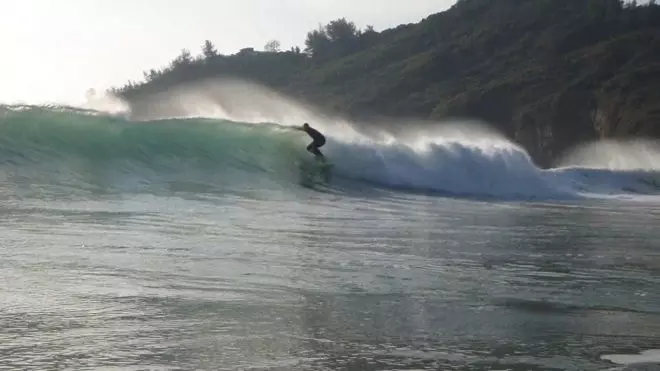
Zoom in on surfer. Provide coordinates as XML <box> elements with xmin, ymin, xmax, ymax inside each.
<box><xmin>296</xmin><ymin>123</ymin><xmax>326</xmax><ymax>162</ymax></box>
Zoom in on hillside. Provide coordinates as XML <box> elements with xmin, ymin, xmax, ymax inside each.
<box><xmin>116</xmin><ymin>0</ymin><xmax>660</xmax><ymax>167</ymax></box>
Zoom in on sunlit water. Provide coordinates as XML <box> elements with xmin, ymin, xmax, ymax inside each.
<box><xmin>2</xmin><ymin>185</ymin><xmax>659</xmax><ymax>371</ymax></box>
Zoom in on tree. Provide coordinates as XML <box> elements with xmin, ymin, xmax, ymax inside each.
<box><xmin>85</xmin><ymin>88</ymin><xmax>96</xmax><ymax>100</ymax></box>
<box><xmin>360</xmin><ymin>25</ymin><xmax>379</xmax><ymax>47</ymax></box>
<box><xmin>202</xmin><ymin>40</ymin><xmax>217</xmax><ymax>59</ymax></box>
<box><xmin>326</xmin><ymin>18</ymin><xmax>361</xmax><ymax>57</ymax></box>
<box><xmin>171</xmin><ymin>49</ymin><xmax>193</xmax><ymax>68</ymax></box>
<box><xmin>264</xmin><ymin>39</ymin><xmax>281</xmax><ymax>52</ymax></box>
<box><xmin>325</xmin><ymin>18</ymin><xmax>359</xmax><ymax>42</ymax></box>
<box><xmin>141</xmin><ymin>68</ymin><xmax>160</xmax><ymax>82</ymax></box>
<box><xmin>304</xmin><ymin>26</ymin><xmax>331</xmax><ymax>58</ymax></box>
<box><xmin>304</xmin><ymin>19</ymin><xmax>363</xmax><ymax>60</ymax></box>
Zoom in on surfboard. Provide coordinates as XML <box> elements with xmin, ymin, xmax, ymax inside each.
<box><xmin>299</xmin><ymin>159</ymin><xmax>333</xmax><ymax>186</ymax></box>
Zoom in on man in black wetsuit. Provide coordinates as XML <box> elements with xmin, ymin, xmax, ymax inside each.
<box><xmin>296</xmin><ymin>123</ymin><xmax>326</xmax><ymax>162</ymax></box>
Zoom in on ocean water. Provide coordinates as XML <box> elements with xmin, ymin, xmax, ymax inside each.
<box><xmin>1</xmin><ymin>106</ymin><xmax>660</xmax><ymax>371</ymax></box>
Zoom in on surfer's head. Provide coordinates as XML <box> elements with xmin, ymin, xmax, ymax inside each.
<box><xmin>303</xmin><ymin>123</ymin><xmax>309</xmax><ymax>130</ymax></box>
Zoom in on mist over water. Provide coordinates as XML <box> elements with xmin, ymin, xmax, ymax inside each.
<box><xmin>558</xmin><ymin>138</ymin><xmax>660</xmax><ymax>171</ymax></box>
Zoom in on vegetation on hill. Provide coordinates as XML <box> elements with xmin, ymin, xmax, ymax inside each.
<box><xmin>116</xmin><ymin>0</ymin><xmax>660</xmax><ymax>167</ymax></box>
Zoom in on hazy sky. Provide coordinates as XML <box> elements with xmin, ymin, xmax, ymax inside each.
<box><xmin>1</xmin><ymin>0</ymin><xmax>454</xmax><ymax>105</ymax></box>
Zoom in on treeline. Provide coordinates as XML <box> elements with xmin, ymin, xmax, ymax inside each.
<box><xmin>113</xmin><ymin>18</ymin><xmax>379</xmax><ymax>97</ymax></box>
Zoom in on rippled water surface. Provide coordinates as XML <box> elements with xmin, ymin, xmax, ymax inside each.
<box><xmin>2</xmin><ymin>190</ymin><xmax>660</xmax><ymax>370</ymax></box>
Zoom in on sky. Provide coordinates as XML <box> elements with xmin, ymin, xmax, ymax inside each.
<box><xmin>0</xmin><ymin>0</ymin><xmax>455</xmax><ymax>105</ymax></box>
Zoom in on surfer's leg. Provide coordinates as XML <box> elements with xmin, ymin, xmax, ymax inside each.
<box><xmin>306</xmin><ymin>143</ymin><xmax>325</xmax><ymax>162</ymax></box>
<box><xmin>306</xmin><ymin>142</ymin><xmax>315</xmax><ymax>155</ymax></box>
<box><xmin>315</xmin><ymin>148</ymin><xmax>325</xmax><ymax>161</ymax></box>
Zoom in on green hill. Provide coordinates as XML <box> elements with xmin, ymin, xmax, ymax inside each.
<box><xmin>116</xmin><ymin>0</ymin><xmax>660</xmax><ymax>167</ymax></box>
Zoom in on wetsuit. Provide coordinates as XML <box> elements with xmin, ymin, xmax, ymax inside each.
<box><xmin>303</xmin><ymin>125</ymin><xmax>326</xmax><ymax>160</ymax></box>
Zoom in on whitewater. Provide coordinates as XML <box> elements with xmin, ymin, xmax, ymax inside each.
<box><xmin>2</xmin><ymin>86</ymin><xmax>660</xmax><ymax>370</ymax></box>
